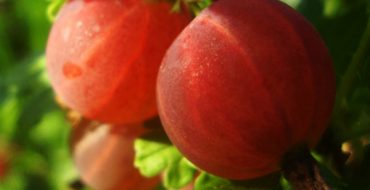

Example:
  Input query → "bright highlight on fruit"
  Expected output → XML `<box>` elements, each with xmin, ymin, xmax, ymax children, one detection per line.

<box><xmin>46</xmin><ymin>0</ymin><xmax>191</xmax><ymax>124</ymax></box>
<box><xmin>157</xmin><ymin>0</ymin><xmax>336</xmax><ymax>179</ymax></box>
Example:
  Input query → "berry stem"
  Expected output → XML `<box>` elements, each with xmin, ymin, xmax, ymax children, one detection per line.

<box><xmin>69</xmin><ymin>179</ymin><xmax>85</xmax><ymax>190</ymax></box>
<box><xmin>282</xmin><ymin>146</ymin><xmax>331</xmax><ymax>190</ymax></box>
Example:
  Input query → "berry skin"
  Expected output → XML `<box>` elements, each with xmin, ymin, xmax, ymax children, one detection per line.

<box><xmin>157</xmin><ymin>0</ymin><xmax>336</xmax><ymax>179</ymax></box>
<box><xmin>46</xmin><ymin>0</ymin><xmax>191</xmax><ymax>124</ymax></box>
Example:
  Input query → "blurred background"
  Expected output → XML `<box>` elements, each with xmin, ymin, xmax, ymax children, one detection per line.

<box><xmin>0</xmin><ymin>0</ymin><xmax>78</xmax><ymax>189</ymax></box>
<box><xmin>0</xmin><ymin>0</ymin><xmax>369</xmax><ymax>189</ymax></box>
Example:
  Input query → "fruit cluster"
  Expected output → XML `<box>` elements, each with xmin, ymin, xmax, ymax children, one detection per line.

<box><xmin>46</xmin><ymin>0</ymin><xmax>335</xmax><ymax>189</ymax></box>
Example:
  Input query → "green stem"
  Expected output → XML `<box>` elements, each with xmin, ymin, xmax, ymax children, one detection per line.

<box><xmin>47</xmin><ymin>0</ymin><xmax>65</xmax><ymax>22</ymax></box>
<box><xmin>69</xmin><ymin>179</ymin><xmax>85</xmax><ymax>190</ymax></box>
<box><xmin>326</xmin><ymin>17</ymin><xmax>370</xmax><ymax>174</ymax></box>
<box><xmin>333</xmin><ymin>17</ymin><xmax>370</xmax><ymax>134</ymax></box>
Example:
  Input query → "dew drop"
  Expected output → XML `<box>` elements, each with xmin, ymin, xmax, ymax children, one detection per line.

<box><xmin>93</xmin><ymin>25</ymin><xmax>101</xmax><ymax>33</ymax></box>
<box><xmin>84</xmin><ymin>30</ymin><xmax>93</xmax><ymax>37</ymax></box>
<box><xmin>76</xmin><ymin>21</ymin><xmax>83</xmax><ymax>28</ymax></box>
<box><xmin>62</xmin><ymin>27</ymin><xmax>71</xmax><ymax>42</ymax></box>
<box><xmin>63</xmin><ymin>62</ymin><xmax>83</xmax><ymax>79</ymax></box>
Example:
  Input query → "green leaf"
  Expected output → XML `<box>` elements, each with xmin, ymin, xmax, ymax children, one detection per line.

<box><xmin>134</xmin><ymin>137</ymin><xmax>196</xmax><ymax>189</ymax></box>
<box><xmin>194</xmin><ymin>173</ymin><xmax>246</xmax><ymax>190</ymax></box>
<box><xmin>0</xmin><ymin>16</ymin><xmax>14</xmax><ymax>72</ymax></box>
<box><xmin>0</xmin><ymin>55</ymin><xmax>52</xmax><ymax>140</ymax></box>
<box><xmin>194</xmin><ymin>172</ymin><xmax>282</xmax><ymax>190</ymax></box>
<box><xmin>13</xmin><ymin>0</ymin><xmax>51</xmax><ymax>53</ymax></box>
<box><xmin>194</xmin><ymin>172</ymin><xmax>236</xmax><ymax>190</ymax></box>
<box><xmin>134</xmin><ymin>138</ymin><xmax>178</xmax><ymax>177</ymax></box>
<box><xmin>163</xmin><ymin>157</ymin><xmax>196</xmax><ymax>189</ymax></box>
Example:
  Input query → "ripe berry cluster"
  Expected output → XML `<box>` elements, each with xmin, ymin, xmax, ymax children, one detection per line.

<box><xmin>46</xmin><ymin>0</ymin><xmax>335</xmax><ymax>189</ymax></box>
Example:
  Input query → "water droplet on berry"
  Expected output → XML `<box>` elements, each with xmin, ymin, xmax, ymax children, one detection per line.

<box><xmin>63</xmin><ymin>62</ymin><xmax>83</xmax><ymax>79</ymax></box>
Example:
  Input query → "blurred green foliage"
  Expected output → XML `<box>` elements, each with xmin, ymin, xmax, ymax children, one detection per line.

<box><xmin>0</xmin><ymin>0</ymin><xmax>369</xmax><ymax>189</ymax></box>
<box><xmin>0</xmin><ymin>0</ymin><xmax>77</xmax><ymax>189</ymax></box>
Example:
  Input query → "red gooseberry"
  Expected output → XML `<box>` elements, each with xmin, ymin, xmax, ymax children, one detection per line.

<box><xmin>46</xmin><ymin>0</ymin><xmax>191</xmax><ymax>124</ymax></box>
<box><xmin>157</xmin><ymin>0</ymin><xmax>336</xmax><ymax>179</ymax></box>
